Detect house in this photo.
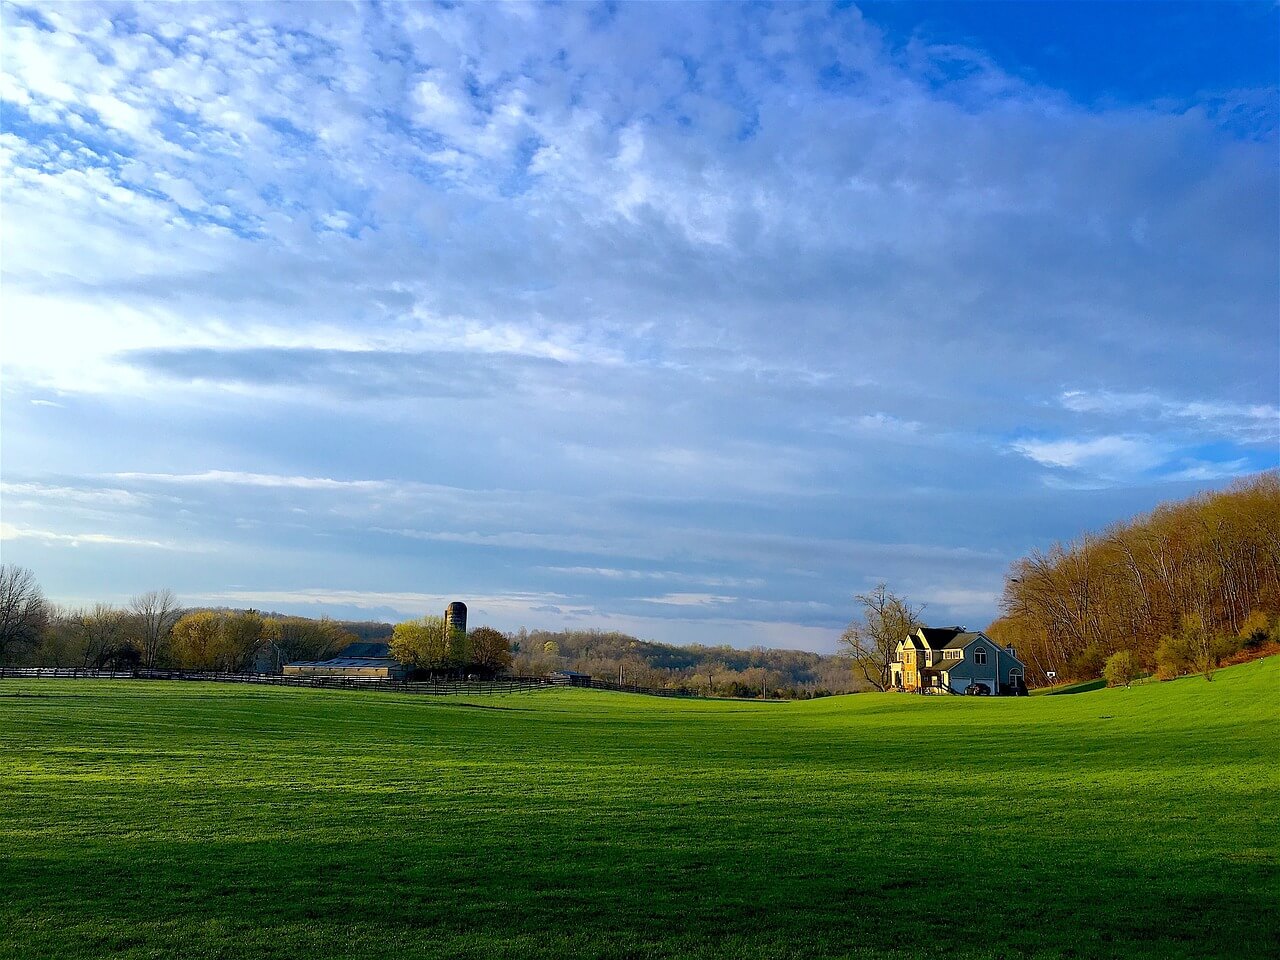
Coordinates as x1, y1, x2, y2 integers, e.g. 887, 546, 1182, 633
549, 670, 593, 687
890, 626, 1026, 695
282, 642, 408, 680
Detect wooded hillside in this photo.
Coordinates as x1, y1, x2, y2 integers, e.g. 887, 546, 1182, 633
508, 629, 860, 697
989, 471, 1280, 682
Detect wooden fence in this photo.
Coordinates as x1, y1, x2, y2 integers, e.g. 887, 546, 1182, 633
0, 667, 558, 696
0, 667, 703, 699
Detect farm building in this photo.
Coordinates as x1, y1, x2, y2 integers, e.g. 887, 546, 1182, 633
890, 626, 1026, 695
550, 670, 593, 687
283, 642, 408, 680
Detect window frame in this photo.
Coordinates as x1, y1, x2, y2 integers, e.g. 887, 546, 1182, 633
974, 647, 987, 665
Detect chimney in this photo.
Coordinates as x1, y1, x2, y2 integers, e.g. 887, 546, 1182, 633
1006, 644, 1016, 656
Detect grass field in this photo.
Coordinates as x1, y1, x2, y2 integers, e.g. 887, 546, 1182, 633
1, 659, 1276, 960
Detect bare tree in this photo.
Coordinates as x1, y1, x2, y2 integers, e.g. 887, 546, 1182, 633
839, 583, 924, 691
264, 616, 353, 672
129, 589, 181, 669
74, 603, 134, 669
0, 564, 48, 665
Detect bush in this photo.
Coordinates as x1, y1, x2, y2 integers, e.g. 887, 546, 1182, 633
1237, 610, 1272, 649
1155, 636, 1192, 680
1069, 643, 1108, 681
1103, 650, 1138, 688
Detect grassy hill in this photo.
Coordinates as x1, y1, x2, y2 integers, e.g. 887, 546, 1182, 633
0, 659, 1275, 960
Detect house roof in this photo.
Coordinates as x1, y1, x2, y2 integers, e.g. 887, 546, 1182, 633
917, 627, 965, 648
288, 656, 400, 669
943, 632, 986, 649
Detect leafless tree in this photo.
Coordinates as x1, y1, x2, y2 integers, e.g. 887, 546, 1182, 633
839, 583, 924, 691
0, 564, 48, 664
74, 603, 134, 669
129, 589, 181, 669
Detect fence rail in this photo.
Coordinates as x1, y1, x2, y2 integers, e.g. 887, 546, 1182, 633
0, 667, 703, 699
0, 667, 560, 696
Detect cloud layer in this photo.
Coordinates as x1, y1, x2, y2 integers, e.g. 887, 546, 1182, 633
2, 2, 1276, 648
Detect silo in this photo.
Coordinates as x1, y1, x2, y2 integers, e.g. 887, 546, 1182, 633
444, 601, 468, 637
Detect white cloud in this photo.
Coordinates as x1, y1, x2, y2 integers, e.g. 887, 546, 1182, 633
107, 470, 392, 491
1059, 390, 1279, 443
640, 593, 737, 607
1011, 435, 1169, 475
0, 522, 189, 551
541, 566, 765, 588
0, 482, 150, 507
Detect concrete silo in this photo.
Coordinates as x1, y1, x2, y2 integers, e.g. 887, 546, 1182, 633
444, 601, 468, 637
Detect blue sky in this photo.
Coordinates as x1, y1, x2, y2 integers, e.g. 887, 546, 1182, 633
2, 1, 1276, 651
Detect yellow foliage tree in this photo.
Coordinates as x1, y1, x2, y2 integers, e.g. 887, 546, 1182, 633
389, 615, 451, 670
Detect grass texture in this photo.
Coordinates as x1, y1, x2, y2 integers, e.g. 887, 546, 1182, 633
1, 658, 1276, 960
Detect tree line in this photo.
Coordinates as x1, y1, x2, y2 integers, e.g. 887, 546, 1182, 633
0, 571, 520, 679
988, 471, 1280, 684
504, 628, 861, 697
0, 576, 364, 672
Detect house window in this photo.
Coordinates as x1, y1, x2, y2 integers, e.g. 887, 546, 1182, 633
974, 647, 987, 665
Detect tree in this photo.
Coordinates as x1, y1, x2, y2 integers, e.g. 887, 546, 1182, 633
542, 640, 560, 656
265, 616, 354, 672
170, 611, 223, 669
839, 583, 924, 692
1103, 650, 1138, 688
389, 615, 451, 671
447, 624, 469, 668
1155, 634, 1193, 681
1176, 612, 1237, 681
74, 604, 135, 669
467, 626, 513, 675
129, 589, 181, 669
218, 610, 269, 672
0, 564, 48, 665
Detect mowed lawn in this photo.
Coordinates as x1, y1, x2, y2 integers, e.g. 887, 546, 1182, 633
0, 660, 1276, 960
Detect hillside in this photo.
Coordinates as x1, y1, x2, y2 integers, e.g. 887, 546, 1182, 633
992, 471, 1280, 682
1, 658, 1275, 959
508, 628, 860, 695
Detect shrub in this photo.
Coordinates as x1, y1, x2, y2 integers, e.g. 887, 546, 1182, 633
1237, 610, 1272, 649
1155, 636, 1192, 680
1069, 643, 1108, 680
1103, 650, 1138, 688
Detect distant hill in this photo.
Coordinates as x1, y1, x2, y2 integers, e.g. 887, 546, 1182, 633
507, 628, 860, 697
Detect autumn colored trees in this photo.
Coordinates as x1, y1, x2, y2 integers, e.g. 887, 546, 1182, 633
991, 472, 1280, 683
387, 616, 512, 676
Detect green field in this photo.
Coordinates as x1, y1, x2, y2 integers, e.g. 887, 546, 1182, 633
1, 660, 1276, 960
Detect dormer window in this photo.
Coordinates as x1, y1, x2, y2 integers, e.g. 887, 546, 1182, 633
974, 647, 987, 665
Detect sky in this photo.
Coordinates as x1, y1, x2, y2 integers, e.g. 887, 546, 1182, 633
1, 1, 1277, 652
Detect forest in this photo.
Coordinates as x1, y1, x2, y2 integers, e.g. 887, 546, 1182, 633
989, 471, 1280, 683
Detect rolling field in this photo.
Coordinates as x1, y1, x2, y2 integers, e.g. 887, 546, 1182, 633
1, 659, 1276, 960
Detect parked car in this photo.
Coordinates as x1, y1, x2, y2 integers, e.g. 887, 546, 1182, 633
965, 683, 991, 696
